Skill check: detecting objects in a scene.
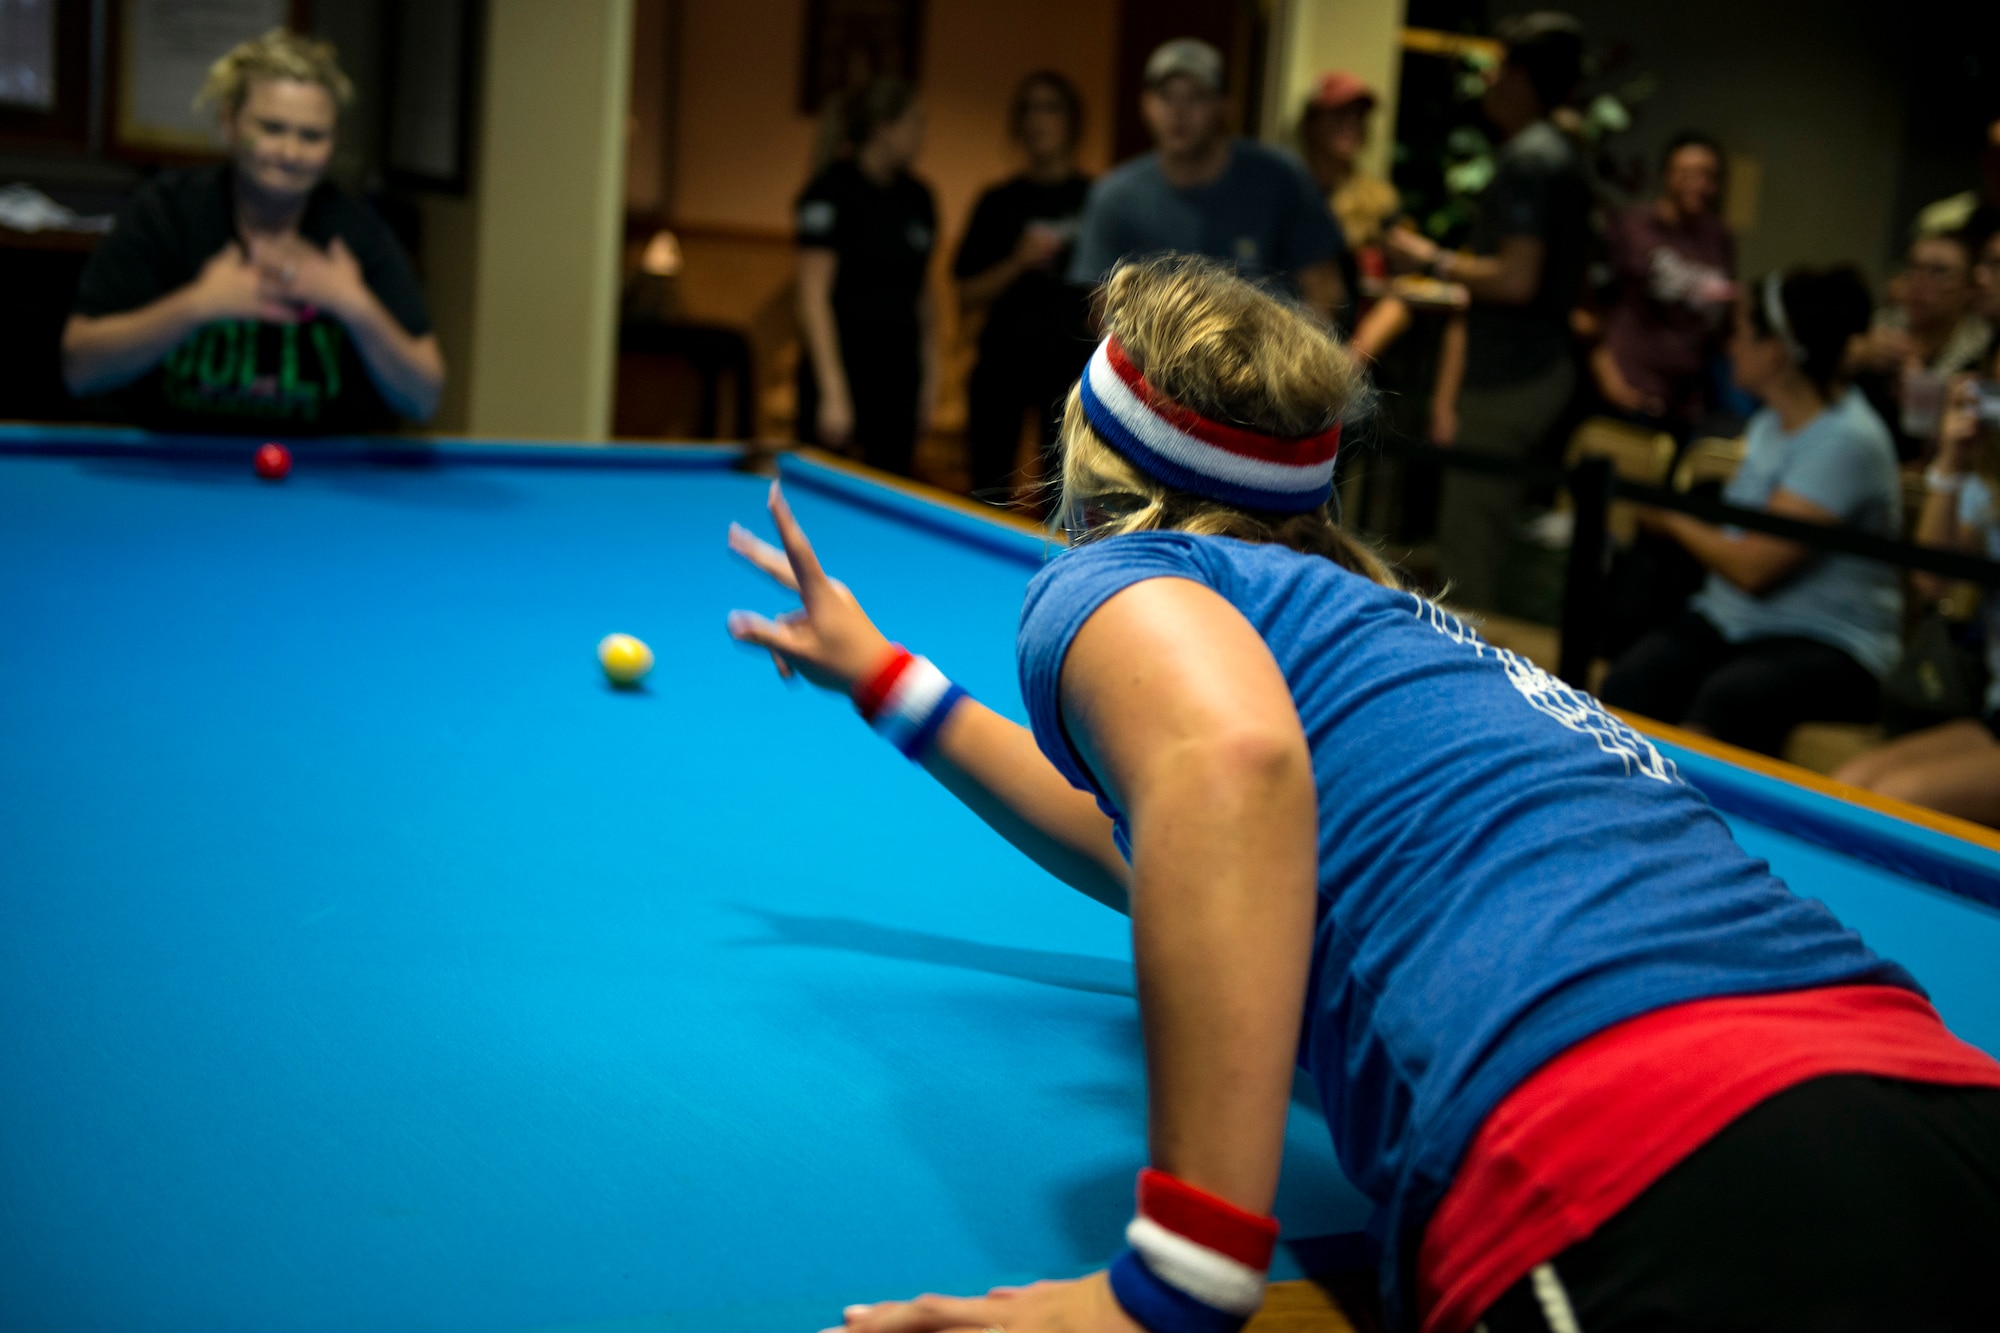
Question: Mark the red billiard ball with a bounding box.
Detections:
[253,443,291,481]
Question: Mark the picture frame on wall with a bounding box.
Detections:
[0,0,91,151]
[109,0,297,158]
[799,0,922,115]
[383,0,480,194]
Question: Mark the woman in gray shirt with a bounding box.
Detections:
[1600,266,1895,755]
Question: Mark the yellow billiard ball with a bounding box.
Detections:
[597,632,654,687]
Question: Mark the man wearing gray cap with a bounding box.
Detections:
[1068,38,1346,320]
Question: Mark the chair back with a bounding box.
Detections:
[1672,436,1748,493]
[1566,416,1677,544]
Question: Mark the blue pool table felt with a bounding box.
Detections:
[2,439,1996,1333]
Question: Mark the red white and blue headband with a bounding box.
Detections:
[1078,335,1342,515]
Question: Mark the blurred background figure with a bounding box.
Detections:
[953,71,1093,508]
[1388,11,1591,611]
[1849,224,1994,459]
[1069,38,1346,321]
[1836,226,2000,824]
[1299,69,1428,360]
[794,77,938,478]
[1300,71,1396,260]
[1592,132,1737,436]
[1600,267,1894,756]
[61,29,442,432]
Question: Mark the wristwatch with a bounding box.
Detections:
[1925,466,1968,494]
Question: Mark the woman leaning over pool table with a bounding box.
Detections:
[727,256,2000,1333]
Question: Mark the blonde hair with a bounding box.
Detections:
[196,28,354,117]
[1057,255,1397,587]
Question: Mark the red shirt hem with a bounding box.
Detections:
[1416,985,2000,1333]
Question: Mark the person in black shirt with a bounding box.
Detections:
[952,71,1093,507]
[1387,12,1591,610]
[63,30,442,433]
[794,77,938,478]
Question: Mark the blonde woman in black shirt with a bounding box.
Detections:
[63,29,442,432]
[794,78,939,478]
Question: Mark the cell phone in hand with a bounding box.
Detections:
[1027,218,1079,245]
[1976,381,2000,429]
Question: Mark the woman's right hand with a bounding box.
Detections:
[727,481,895,695]
[817,386,856,449]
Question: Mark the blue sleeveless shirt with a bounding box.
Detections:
[1015,532,1915,1328]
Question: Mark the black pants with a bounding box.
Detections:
[795,343,920,478]
[1479,1075,2000,1332]
[1596,611,1879,756]
[964,350,1088,506]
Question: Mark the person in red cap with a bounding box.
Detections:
[1300,72,1398,262]
[1298,71,1415,363]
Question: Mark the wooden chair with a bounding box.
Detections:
[1672,436,1748,493]
[1783,723,1886,776]
[1565,416,1677,544]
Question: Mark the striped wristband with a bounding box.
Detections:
[852,646,969,760]
[1107,1169,1279,1333]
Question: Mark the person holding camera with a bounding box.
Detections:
[1836,227,2000,825]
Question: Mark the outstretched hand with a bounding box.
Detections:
[825,1273,1141,1333]
[727,481,894,693]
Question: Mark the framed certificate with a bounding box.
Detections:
[383,0,480,193]
[109,0,295,157]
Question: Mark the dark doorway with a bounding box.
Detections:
[1110,0,1271,163]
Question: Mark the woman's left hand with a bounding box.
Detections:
[1384,224,1438,274]
[262,236,372,323]
[727,481,895,694]
[829,1272,1141,1333]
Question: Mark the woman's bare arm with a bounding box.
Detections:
[1430,312,1467,445]
[795,248,851,445]
[1649,487,1831,595]
[1063,576,1319,1214]
[725,487,1127,905]
[923,702,1130,909]
[62,243,291,395]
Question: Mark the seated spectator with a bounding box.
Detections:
[1836,229,2000,826]
[1908,117,2000,253]
[63,29,442,431]
[1069,39,1345,321]
[793,78,938,479]
[1591,132,1737,434]
[953,71,1093,506]
[1385,12,1592,611]
[1849,228,1993,457]
[1599,267,1897,756]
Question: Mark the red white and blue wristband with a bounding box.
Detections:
[1108,1168,1280,1333]
[852,646,969,760]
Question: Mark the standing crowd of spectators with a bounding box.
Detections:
[59,22,2000,828]
[783,16,2000,827]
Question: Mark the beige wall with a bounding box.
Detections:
[665,0,1119,440]
[1263,0,1408,180]
[673,0,1119,243]
[442,0,633,440]
[418,194,480,433]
